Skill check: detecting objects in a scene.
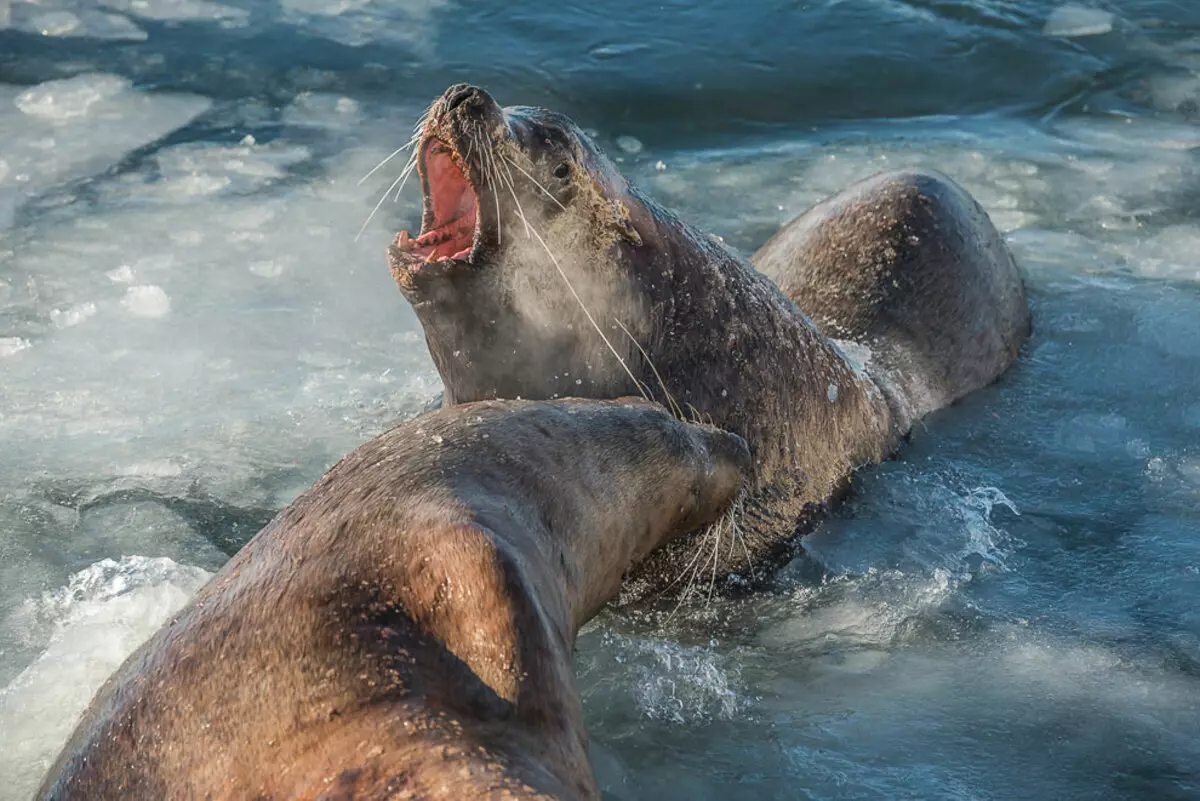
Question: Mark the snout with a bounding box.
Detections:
[709,429,753,481]
[433,83,504,128]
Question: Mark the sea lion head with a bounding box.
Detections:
[387,84,657,405]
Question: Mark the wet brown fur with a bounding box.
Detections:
[37,399,749,800]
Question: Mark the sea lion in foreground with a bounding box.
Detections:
[38,399,750,800]
[387,84,1030,598]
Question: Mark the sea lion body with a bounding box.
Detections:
[38,399,749,800]
[388,84,1030,596]
[753,169,1030,432]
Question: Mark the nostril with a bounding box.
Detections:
[444,84,479,113]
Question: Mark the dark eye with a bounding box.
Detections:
[553,162,570,179]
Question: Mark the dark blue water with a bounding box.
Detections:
[1,1,1199,798]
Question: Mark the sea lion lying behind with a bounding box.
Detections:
[38,399,750,800]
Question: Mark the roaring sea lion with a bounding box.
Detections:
[38,399,750,800]
[387,84,1030,597]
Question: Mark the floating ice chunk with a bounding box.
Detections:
[616,135,644,154]
[6,1,149,40]
[28,10,82,36]
[283,92,363,129]
[249,260,284,278]
[0,556,210,798]
[1043,5,1114,38]
[50,302,97,328]
[121,284,171,318]
[1145,72,1200,115]
[106,264,135,283]
[15,74,130,121]
[0,338,31,357]
[149,139,311,200]
[100,0,249,25]
[117,459,184,477]
[0,73,210,228]
[281,0,371,15]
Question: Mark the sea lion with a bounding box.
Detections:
[38,399,750,800]
[386,84,1030,597]
[752,168,1031,431]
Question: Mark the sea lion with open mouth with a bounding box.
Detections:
[387,83,1030,600]
[38,399,750,800]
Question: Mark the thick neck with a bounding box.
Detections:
[620,194,899,520]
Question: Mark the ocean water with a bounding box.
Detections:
[1,1,1199,798]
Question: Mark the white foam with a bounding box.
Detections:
[587,631,746,724]
[120,284,171,318]
[0,337,31,358]
[50,302,97,329]
[1113,225,1200,283]
[0,557,210,798]
[105,265,135,284]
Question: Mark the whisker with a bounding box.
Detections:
[357,158,417,241]
[502,154,567,211]
[663,532,713,622]
[392,153,418,202]
[357,131,421,187]
[705,514,723,607]
[509,213,648,402]
[478,127,504,247]
[494,156,651,401]
[613,318,683,420]
[495,152,531,239]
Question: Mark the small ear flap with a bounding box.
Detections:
[611,200,643,247]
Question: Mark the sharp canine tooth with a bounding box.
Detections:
[398,230,411,248]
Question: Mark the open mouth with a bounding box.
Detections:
[394,139,480,264]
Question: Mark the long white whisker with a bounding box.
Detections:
[495,153,531,238]
[520,221,648,401]
[392,154,418,203]
[478,128,504,247]
[502,154,567,211]
[664,534,712,622]
[357,158,417,242]
[357,131,420,187]
[613,318,683,420]
[705,516,723,607]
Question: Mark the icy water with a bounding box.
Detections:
[2,1,1200,798]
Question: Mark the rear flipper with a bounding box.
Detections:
[753,169,1030,432]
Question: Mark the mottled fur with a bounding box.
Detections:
[38,399,749,800]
